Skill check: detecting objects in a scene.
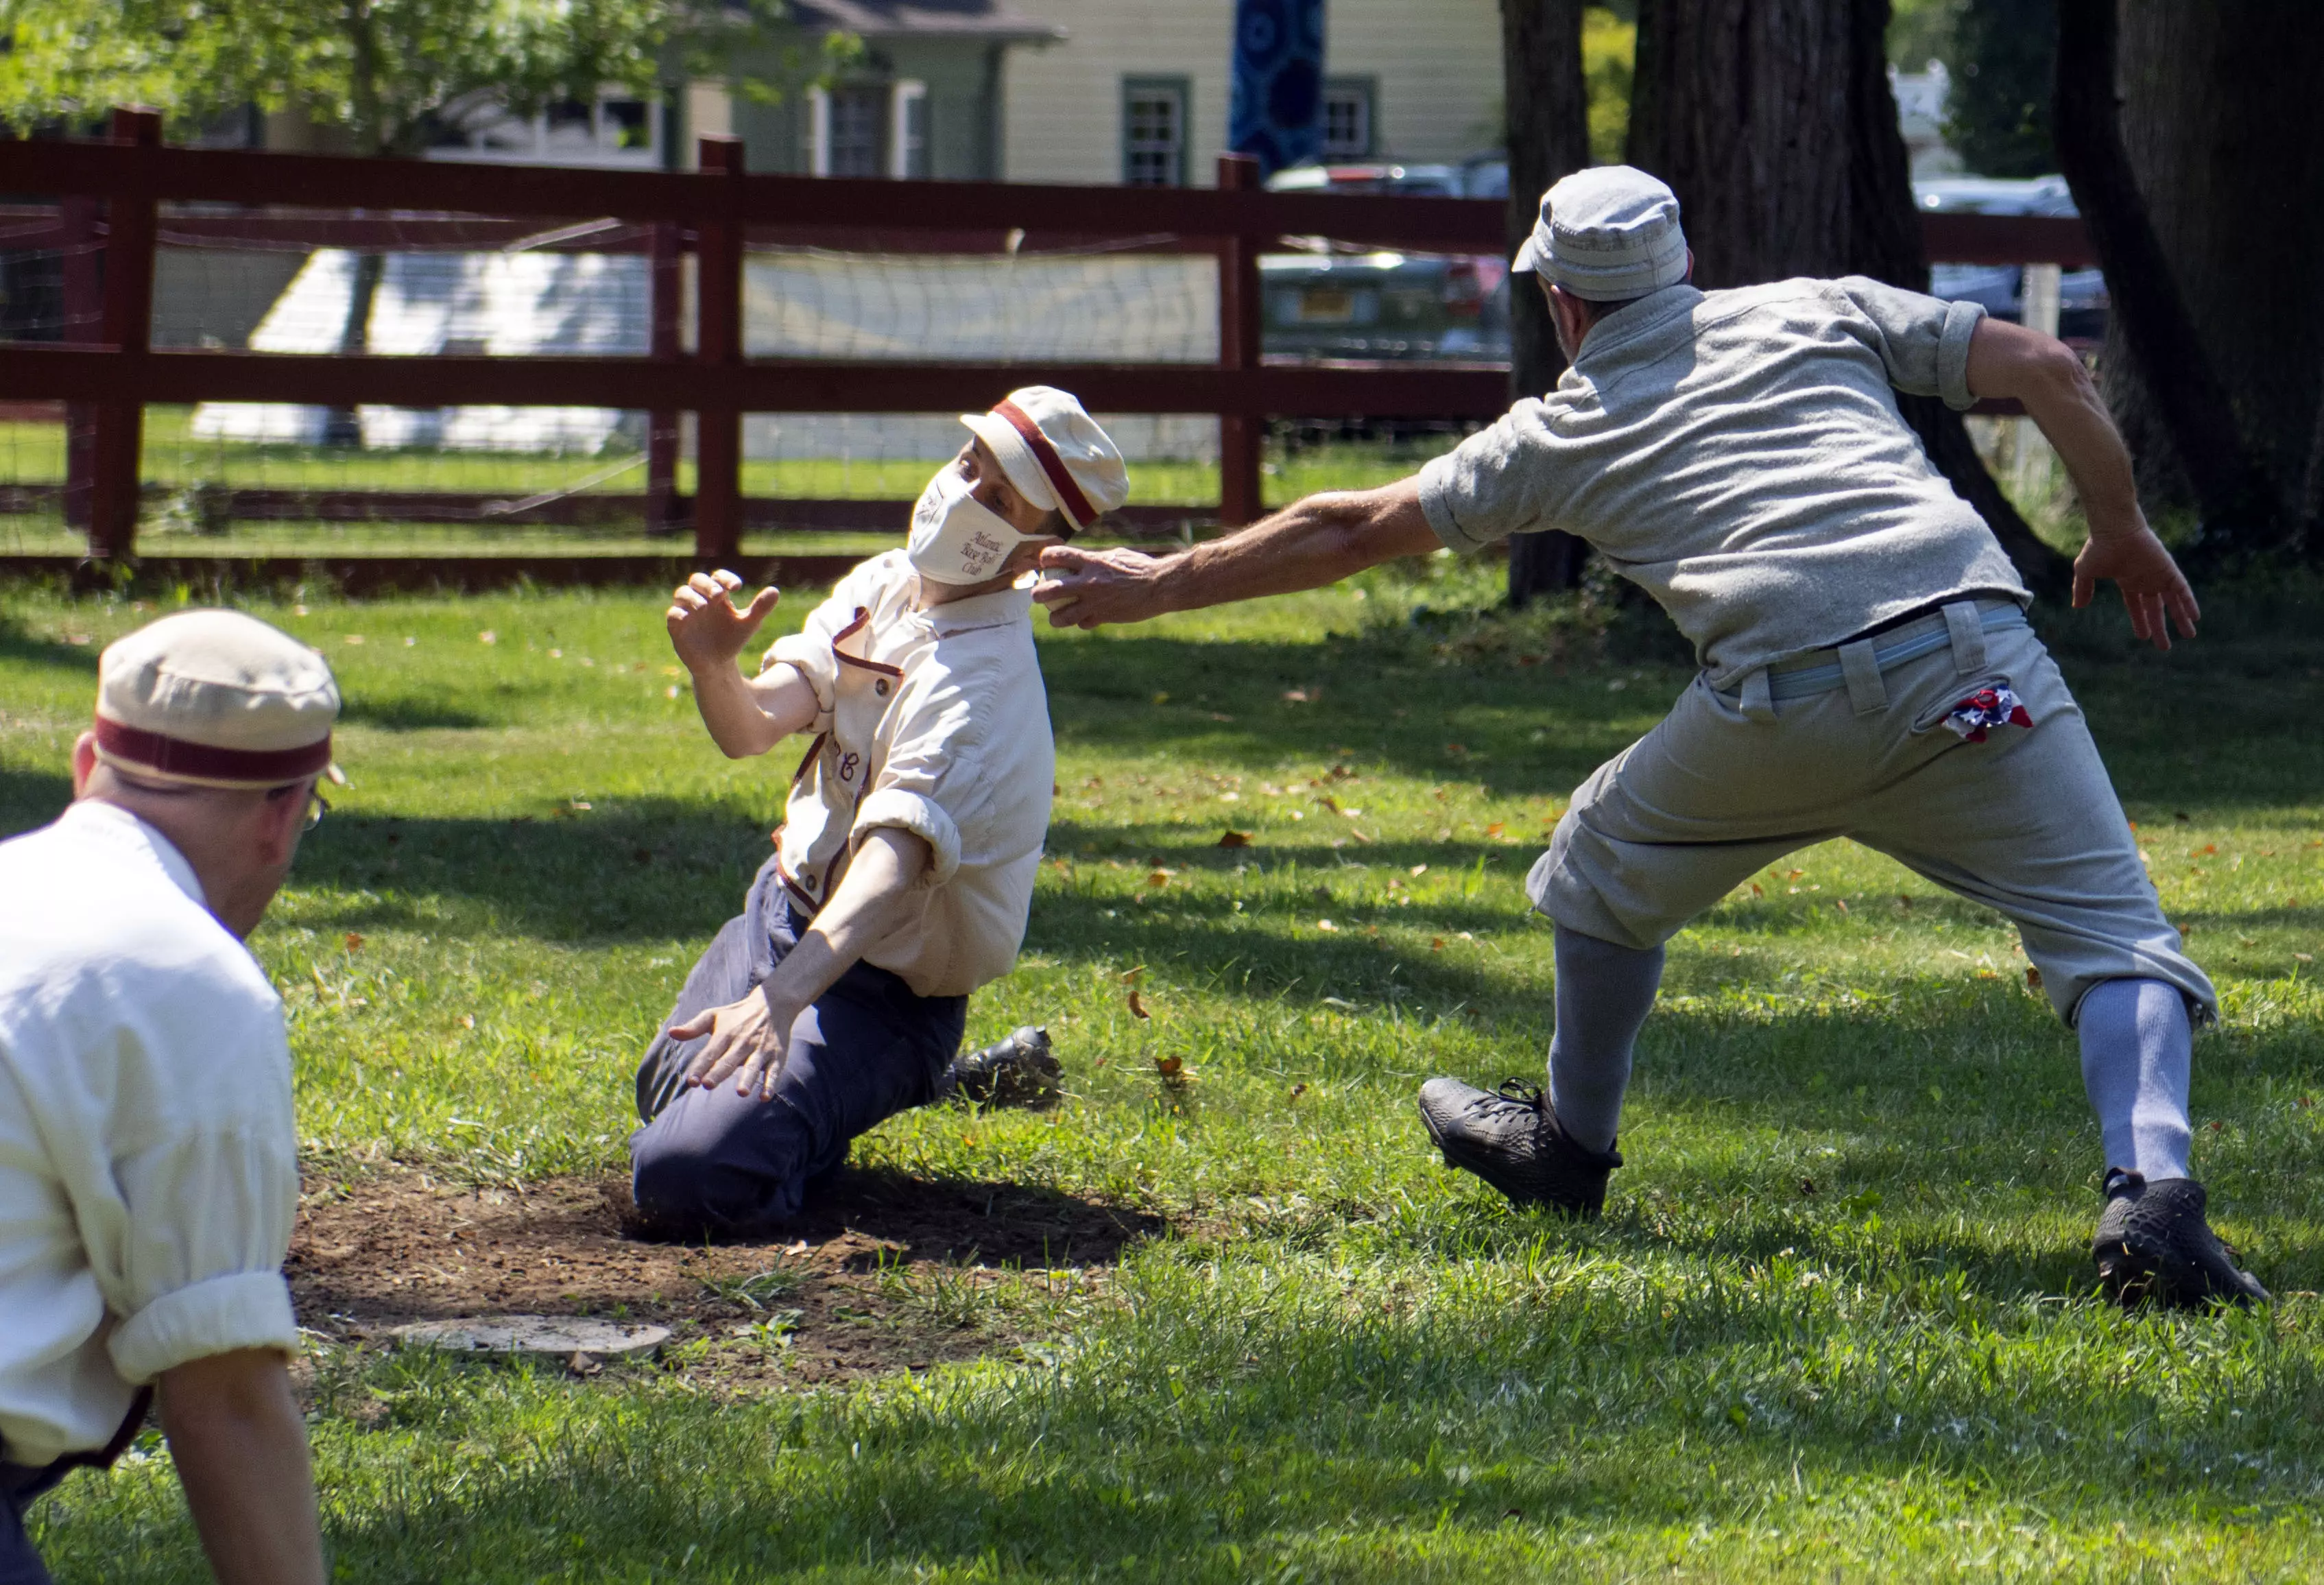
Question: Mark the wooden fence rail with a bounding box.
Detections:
[0,109,2096,574]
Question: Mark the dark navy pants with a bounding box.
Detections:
[1,1462,51,1585]
[629,854,968,1232]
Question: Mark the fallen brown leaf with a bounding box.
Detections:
[1218,830,1252,848]
[1127,988,1150,1020]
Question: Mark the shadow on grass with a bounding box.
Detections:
[626,1163,1166,1271]
[338,694,491,731]
[0,761,72,838]
[0,612,101,678]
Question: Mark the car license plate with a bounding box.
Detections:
[1298,287,1356,324]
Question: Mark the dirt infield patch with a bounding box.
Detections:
[290,1166,1162,1387]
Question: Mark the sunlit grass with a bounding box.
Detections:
[5,559,2323,1581]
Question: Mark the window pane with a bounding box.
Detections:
[603,99,650,151]
[1123,85,1184,187]
[830,87,886,178]
[1321,84,1371,158]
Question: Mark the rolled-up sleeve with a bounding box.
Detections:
[763,562,891,730]
[852,675,998,889]
[854,787,961,885]
[1837,275,1987,412]
[95,994,302,1383]
[1417,406,1561,552]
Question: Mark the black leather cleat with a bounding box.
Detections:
[1417,1076,1622,1217]
[2092,1169,2269,1309]
[940,1025,1062,1110]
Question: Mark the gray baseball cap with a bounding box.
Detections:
[1512,165,1690,302]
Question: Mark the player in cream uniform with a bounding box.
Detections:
[1,611,332,1584]
[630,388,1127,1231]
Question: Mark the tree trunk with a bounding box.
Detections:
[1500,0,1594,606]
[2057,0,2324,560]
[1627,0,2068,596]
[322,250,385,448]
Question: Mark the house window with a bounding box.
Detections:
[1321,79,1376,159]
[828,86,888,176]
[1123,78,1190,187]
[427,92,662,167]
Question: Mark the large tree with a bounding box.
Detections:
[2055,0,2324,561]
[1626,0,2067,595]
[1499,0,1594,605]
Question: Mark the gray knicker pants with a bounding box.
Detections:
[1533,599,2214,1025]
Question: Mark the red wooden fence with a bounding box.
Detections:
[0,109,2096,575]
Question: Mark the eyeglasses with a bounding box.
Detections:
[269,781,331,831]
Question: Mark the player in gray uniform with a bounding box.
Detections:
[1033,165,2262,1309]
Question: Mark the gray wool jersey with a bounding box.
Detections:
[1417,276,2030,689]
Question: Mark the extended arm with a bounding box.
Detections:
[667,570,822,755]
[1034,477,1441,630]
[1964,317,2199,648]
[675,824,934,1098]
[159,1348,324,1585]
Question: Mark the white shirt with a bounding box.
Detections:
[0,800,300,1469]
[762,550,1055,998]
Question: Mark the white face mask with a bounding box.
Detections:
[907,466,1037,586]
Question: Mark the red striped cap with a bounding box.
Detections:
[992,398,1099,530]
[960,386,1128,535]
[95,715,335,786]
[93,610,342,789]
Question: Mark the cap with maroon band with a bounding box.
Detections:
[93,610,343,791]
[959,385,1129,534]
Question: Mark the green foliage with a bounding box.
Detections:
[1886,0,1963,72]
[1942,0,2058,179]
[1581,5,1635,167]
[0,0,798,153]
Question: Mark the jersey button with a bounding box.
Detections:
[875,678,890,697]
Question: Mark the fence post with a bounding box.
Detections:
[693,135,745,568]
[88,107,160,561]
[646,219,683,536]
[1214,152,1265,527]
[59,195,102,530]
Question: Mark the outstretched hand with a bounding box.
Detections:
[2072,527,2200,652]
[671,986,799,1101]
[1033,544,1170,630]
[667,569,780,671]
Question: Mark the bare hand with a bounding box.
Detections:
[671,987,799,1100]
[2071,527,2199,652]
[1033,544,1171,630]
[667,570,780,672]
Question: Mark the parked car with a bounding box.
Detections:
[1260,163,1511,362]
[1916,176,2108,341]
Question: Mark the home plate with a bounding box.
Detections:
[387,1315,670,1356]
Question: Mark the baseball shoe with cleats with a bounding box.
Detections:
[940,1025,1062,1110]
[1416,1076,1622,1217]
[2092,1168,2269,1309]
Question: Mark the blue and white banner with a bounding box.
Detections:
[1229,0,1327,178]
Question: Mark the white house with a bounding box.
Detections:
[1004,0,1503,185]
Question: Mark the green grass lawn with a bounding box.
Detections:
[0,412,1435,560]
[4,558,2323,1581]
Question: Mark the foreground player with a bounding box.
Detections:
[1035,167,2262,1307]
[629,387,1126,1232]
[1,612,331,1584]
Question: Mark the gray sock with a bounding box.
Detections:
[1546,924,1666,1154]
[2076,977,2194,1180]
